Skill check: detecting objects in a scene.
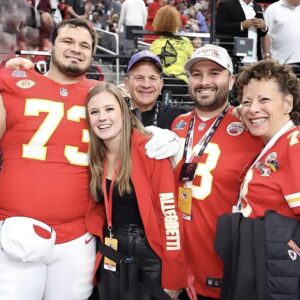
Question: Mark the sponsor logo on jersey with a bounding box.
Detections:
[255,161,271,177]
[12,69,27,78]
[227,122,244,136]
[198,122,206,131]
[85,235,94,245]
[60,87,68,97]
[16,79,36,89]
[174,120,186,130]
[206,278,222,288]
[265,152,279,172]
[159,193,181,250]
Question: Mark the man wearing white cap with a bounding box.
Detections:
[171,44,262,299]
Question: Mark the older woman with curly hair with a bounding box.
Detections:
[234,59,300,219]
[150,5,194,87]
[215,59,300,300]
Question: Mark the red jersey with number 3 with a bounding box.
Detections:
[237,127,300,219]
[0,68,98,243]
[171,109,262,298]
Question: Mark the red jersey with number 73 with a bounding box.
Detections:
[0,68,98,243]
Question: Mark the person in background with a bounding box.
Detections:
[216,0,267,63]
[150,5,194,97]
[124,50,191,129]
[170,44,262,300]
[144,0,170,44]
[85,82,187,300]
[263,0,300,75]
[183,4,208,33]
[191,36,202,49]
[0,0,29,66]
[172,0,189,29]
[66,0,87,19]
[117,0,147,40]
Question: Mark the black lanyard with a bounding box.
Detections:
[132,102,160,127]
[182,105,229,162]
[152,102,160,127]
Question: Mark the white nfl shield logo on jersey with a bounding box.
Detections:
[60,87,68,97]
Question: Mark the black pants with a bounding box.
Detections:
[125,26,143,40]
[179,289,218,300]
[97,224,162,300]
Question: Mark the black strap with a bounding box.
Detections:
[97,241,172,300]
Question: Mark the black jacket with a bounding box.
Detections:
[132,102,191,129]
[216,0,267,60]
[215,211,300,300]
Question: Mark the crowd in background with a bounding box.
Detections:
[0,0,211,62]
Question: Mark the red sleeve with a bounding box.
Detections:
[147,2,160,20]
[282,133,300,216]
[151,157,188,289]
[180,14,188,27]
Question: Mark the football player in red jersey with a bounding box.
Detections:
[234,59,300,219]
[1,18,183,300]
[0,19,99,300]
[172,44,263,300]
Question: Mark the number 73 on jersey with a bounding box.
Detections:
[22,99,89,166]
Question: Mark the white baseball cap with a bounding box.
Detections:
[184,44,233,74]
[0,217,56,262]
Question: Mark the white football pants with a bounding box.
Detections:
[0,227,96,300]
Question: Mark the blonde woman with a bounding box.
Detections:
[85,83,187,300]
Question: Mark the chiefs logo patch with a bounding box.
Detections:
[16,79,36,89]
[227,122,244,136]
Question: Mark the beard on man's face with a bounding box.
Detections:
[51,50,91,77]
[57,63,88,77]
[190,84,230,112]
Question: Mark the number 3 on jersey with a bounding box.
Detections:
[192,143,221,200]
[22,99,89,166]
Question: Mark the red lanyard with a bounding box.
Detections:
[101,160,119,236]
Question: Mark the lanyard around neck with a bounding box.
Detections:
[101,160,119,230]
[182,105,229,162]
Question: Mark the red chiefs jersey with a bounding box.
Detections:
[0,67,98,243]
[237,127,300,219]
[171,108,262,298]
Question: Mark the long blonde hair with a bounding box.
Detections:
[86,82,146,200]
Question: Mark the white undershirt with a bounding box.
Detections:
[239,0,258,63]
